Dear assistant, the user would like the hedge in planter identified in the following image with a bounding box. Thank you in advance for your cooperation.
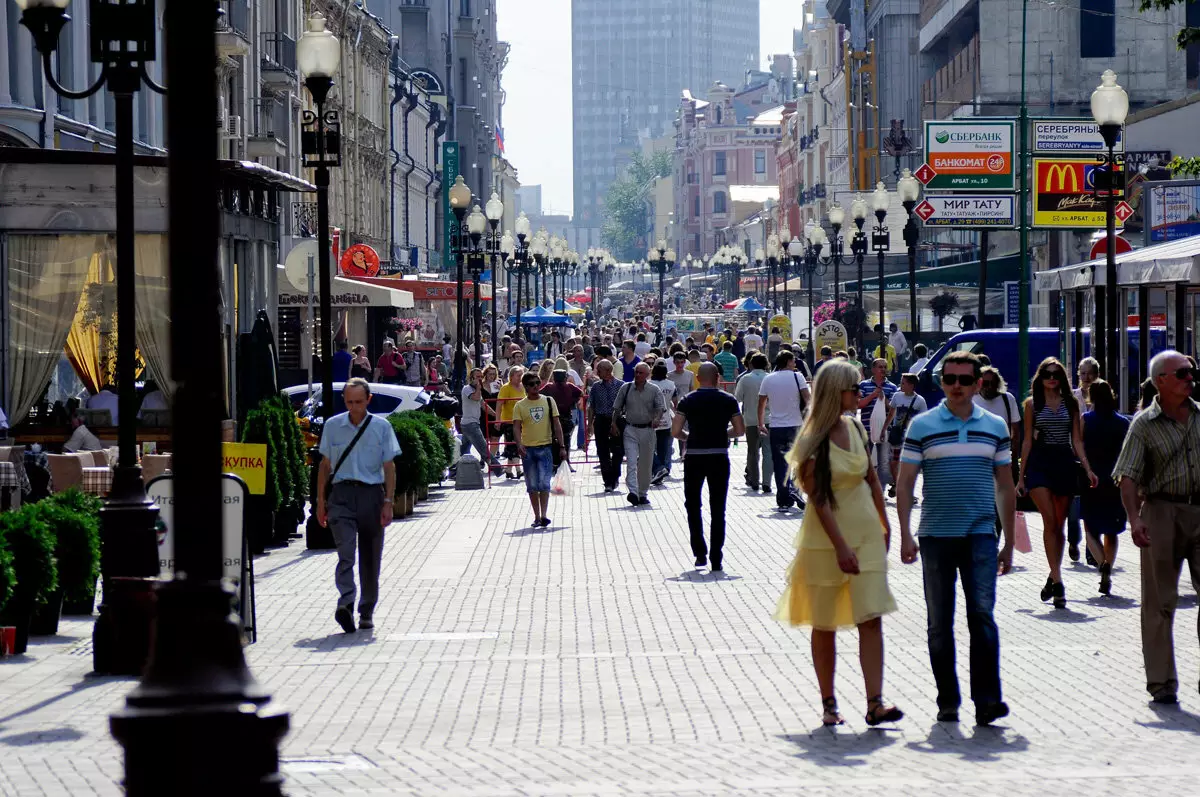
[387,414,428,497]
[407,419,447,485]
[409,410,456,472]
[35,489,102,615]
[0,505,58,653]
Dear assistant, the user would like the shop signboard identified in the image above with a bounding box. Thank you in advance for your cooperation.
[1145,182,1200,243]
[1032,157,1126,228]
[769,313,792,342]
[921,120,1015,190]
[1004,281,1020,327]
[814,320,848,353]
[441,141,459,271]
[912,194,1016,228]
[1031,119,1123,153]
[221,442,267,495]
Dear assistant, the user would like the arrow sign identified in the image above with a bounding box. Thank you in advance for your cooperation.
[1114,200,1134,224]
[910,194,1017,228]
[914,163,937,185]
[913,200,935,222]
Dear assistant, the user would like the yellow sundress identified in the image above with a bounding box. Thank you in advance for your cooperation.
[775,416,897,630]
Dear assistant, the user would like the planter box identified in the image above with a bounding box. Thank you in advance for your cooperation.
[63,591,96,616]
[30,590,63,636]
[0,598,34,655]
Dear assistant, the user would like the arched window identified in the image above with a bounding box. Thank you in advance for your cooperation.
[714,191,727,214]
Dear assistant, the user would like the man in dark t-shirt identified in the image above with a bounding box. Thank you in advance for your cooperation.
[541,369,583,468]
[673,363,745,572]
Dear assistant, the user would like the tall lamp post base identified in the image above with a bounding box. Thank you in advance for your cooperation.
[92,464,160,676]
[110,580,290,796]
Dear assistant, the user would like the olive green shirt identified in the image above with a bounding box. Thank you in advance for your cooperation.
[1112,397,1200,496]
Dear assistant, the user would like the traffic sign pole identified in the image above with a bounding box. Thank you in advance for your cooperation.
[1017,0,1030,402]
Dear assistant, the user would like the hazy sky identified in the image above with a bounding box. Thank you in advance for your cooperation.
[496,1,804,219]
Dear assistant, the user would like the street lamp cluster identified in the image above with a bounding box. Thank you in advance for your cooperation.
[711,245,747,301]
[647,240,677,339]
[447,176,505,384]
[586,247,614,314]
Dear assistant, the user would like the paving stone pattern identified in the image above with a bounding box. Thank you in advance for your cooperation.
[1,445,1199,796]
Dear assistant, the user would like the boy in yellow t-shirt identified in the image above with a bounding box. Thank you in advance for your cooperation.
[513,371,566,528]
[498,366,526,478]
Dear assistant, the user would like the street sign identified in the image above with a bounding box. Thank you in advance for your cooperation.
[922,120,1015,190]
[1114,201,1134,224]
[914,163,937,185]
[1032,157,1126,228]
[1032,119,1124,153]
[1125,150,1172,172]
[441,141,459,270]
[911,194,1016,228]
[1088,234,1134,260]
[1004,281,1021,327]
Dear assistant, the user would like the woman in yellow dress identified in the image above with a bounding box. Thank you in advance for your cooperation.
[775,359,902,726]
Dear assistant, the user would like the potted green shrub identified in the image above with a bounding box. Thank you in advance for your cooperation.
[273,395,308,541]
[0,536,14,635]
[388,415,426,516]
[35,489,102,619]
[241,402,282,554]
[0,505,58,654]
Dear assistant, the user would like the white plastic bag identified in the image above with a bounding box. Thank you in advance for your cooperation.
[869,396,888,444]
[551,461,573,495]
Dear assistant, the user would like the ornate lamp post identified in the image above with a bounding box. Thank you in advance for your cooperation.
[464,204,488,368]
[811,199,869,348]
[780,225,795,314]
[448,176,472,390]
[871,182,893,360]
[14,0,167,674]
[485,192,505,353]
[766,233,781,312]
[499,230,514,340]
[648,239,674,340]
[897,168,923,349]
[754,247,765,300]
[511,212,534,332]
[1091,69,1129,383]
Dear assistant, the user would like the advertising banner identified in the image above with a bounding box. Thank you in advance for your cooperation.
[441,141,459,271]
[921,120,1015,190]
[1145,183,1200,243]
[913,194,1016,228]
[1032,158,1125,228]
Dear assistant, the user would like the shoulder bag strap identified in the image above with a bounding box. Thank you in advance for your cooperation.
[330,415,373,482]
[792,371,806,412]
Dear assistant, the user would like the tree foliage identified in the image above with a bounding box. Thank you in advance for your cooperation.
[929,291,960,331]
[1168,155,1200,177]
[1139,0,1200,48]
[601,150,674,261]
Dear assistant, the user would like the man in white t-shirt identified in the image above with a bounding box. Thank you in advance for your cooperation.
[756,350,811,511]
[972,365,1021,463]
[86,384,120,427]
[744,326,764,354]
[909,343,930,376]
[64,411,103,453]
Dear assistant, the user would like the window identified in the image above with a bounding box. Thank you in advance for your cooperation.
[714,151,726,176]
[755,151,766,174]
[693,195,700,218]
[459,0,471,16]
[459,58,469,104]
[714,191,727,214]
[1079,0,1115,58]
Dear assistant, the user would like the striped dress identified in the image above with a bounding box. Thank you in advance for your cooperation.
[1025,400,1078,495]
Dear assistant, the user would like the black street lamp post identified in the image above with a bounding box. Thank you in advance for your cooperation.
[587,248,609,319]
[448,176,472,390]
[1091,70,1129,384]
[17,0,168,675]
[766,234,780,313]
[798,225,827,370]
[485,192,505,357]
[461,203,488,369]
[108,0,288,791]
[898,168,923,351]
[871,182,893,361]
[813,199,869,352]
[648,240,675,341]
[511,212,532,331]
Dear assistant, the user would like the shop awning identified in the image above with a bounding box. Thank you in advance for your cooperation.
[1033,234,1200,291]
[277,264,414,308]
[842,254,1023,293]
[353,276,492,301]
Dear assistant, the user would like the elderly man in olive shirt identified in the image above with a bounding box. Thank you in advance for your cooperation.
[1114,350,1200,704]
[612,362,665,506]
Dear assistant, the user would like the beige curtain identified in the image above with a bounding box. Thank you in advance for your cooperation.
[133,234,175,399]
[7,234,105,425]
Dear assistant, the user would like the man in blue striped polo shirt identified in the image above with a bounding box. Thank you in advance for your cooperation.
[895,350,1016,727]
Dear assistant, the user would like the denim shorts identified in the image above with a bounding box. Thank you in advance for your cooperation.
[522,445,554,493]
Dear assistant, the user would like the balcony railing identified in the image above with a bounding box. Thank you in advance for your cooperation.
[261,32,297,75]
[251,97,290,142]
[218,0,250,38]
[400,0,429,7]
[921,34,979,120]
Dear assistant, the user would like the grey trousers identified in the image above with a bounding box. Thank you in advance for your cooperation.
[744,425,773,488]
[459,422,495,465]
[329,481,386,616]
[623,425,656,498]
[867,439,892,487]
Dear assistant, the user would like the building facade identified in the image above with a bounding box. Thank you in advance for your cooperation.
[572,0,760,230]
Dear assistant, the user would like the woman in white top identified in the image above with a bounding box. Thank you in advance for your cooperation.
[650,361,678,482]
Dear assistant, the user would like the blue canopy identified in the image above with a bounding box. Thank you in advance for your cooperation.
[508,306,573,326]
[738,297,767,312]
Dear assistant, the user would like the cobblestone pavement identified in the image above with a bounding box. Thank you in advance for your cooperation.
[2,444,1200,796]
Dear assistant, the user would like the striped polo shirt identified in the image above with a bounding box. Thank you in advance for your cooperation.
[900,400,1012,537]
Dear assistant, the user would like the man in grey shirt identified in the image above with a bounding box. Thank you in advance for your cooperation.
[612,362,665,506]
[734,352,773,493]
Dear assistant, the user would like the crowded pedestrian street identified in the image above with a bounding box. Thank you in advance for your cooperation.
[1,443,1197,796]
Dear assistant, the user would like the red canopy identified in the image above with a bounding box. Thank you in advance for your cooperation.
[568,292,592,304]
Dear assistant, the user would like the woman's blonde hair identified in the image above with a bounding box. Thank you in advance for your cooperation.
[786,360,862,506]
[537,359,555,383]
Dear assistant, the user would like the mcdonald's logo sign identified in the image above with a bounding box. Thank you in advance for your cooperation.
[1032,158,1125,229]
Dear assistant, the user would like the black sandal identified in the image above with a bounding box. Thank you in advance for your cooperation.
[865,695,904,726]
[821,696,845,726]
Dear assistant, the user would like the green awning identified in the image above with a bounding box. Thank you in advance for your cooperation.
[843,254,1023,293]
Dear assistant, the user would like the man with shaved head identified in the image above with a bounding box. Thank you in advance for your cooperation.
[612,361,665,505]
[674,363,744,571]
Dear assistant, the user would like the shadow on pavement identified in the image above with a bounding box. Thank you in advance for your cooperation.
[665,570,743,583]
[1084,594,1138,609]
[0,675,122,727]
[1137,703,1200,734]
[1013,607,1097,623]
[0,726,85,746]
[256,548,334,579]
[506,525,565,536]
[778,728,897,766]
[905,722,1030,761]
[293,631,377,650]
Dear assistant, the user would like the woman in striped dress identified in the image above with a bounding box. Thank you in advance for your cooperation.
[1016,357,1098,609]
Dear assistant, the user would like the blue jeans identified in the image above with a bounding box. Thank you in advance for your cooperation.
[653,428,673,474]
[768,425,800,507]
[573,407,585,449]
[919,535,1003,710]
[521,445,553,493]
[1067,497,1082,547]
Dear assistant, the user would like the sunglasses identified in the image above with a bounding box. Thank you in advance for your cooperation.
[981,379,998,388]
[941,373,978,386]
[1172,367,1198,380]
[1042,371,1064,380]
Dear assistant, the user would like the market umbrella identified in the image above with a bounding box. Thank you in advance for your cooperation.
[568,292,591,304]
[739,296,767,312]
[507,305,574,326]
[237,308,280,426]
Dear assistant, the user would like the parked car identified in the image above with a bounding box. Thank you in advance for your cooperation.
[286,382,432,446]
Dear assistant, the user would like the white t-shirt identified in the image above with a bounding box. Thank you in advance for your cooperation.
[65,424,103,452]
[973,391,1021,425]
[461,383,484,424]
[634,341,652,358]
[889,392,928,427]
[910,356,929,374]
[651,379,676,429]
[86,389,120,426]
[744,333,763,352]
[759,369,809,428]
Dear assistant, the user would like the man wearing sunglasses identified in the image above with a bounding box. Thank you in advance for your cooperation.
[896,350,1016,726]
[1113,350,1200,705]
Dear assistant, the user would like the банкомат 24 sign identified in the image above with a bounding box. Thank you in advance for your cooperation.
[921,120,1015,190]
